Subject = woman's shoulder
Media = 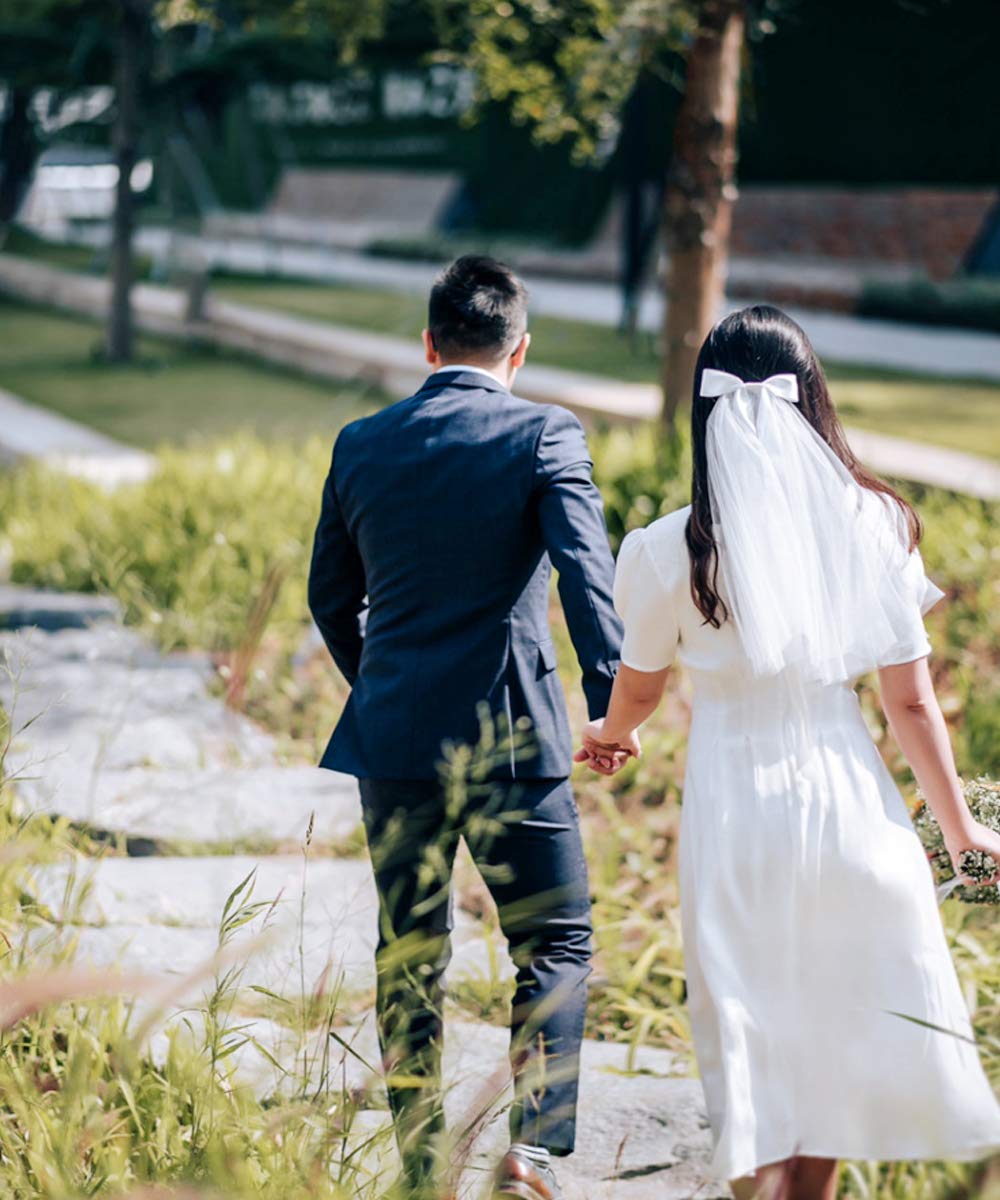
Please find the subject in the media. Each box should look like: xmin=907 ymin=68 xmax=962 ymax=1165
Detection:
xmin=619 ymin=505 xmax=692 ymax=588
xmin=623 ymin=505 xmax=692 ymax=554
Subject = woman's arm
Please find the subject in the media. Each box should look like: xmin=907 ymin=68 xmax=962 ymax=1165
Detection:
xmin=574 ymin=664 xmax=670 ymax=775
xmin=879 ymin=656 xmax=1000 ymax=878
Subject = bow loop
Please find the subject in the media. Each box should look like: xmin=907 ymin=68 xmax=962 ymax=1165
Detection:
xmin=699 ymin=368 xmax=800 ymax=405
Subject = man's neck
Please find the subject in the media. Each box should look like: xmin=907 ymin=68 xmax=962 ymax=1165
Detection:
xmin=433 ymin=361 xmax=509 ymax=387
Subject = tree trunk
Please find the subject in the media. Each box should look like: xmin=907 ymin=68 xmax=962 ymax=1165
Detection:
xmin=106 ymin=1 xmax=148 ymax=363
xmin=660 ymin=0 xmax=745 ymax=426
xmin=0 ymin=88 xmax=38 ymax=231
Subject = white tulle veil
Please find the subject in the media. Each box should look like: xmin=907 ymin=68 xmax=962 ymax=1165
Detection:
xmin=700 ymin=367 xmax=926 ymax=686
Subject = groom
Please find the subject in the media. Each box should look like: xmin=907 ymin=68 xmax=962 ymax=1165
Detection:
xmin=308 ymin=255 xmax=622 ymax=1199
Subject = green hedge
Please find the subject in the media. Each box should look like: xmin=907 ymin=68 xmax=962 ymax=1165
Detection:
xmin=858 ymin=276 xmax=1000 ymax=335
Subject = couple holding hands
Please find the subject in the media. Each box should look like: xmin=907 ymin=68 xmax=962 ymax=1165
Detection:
xmin=308 ymin=255 xmax=1000 ymax=1199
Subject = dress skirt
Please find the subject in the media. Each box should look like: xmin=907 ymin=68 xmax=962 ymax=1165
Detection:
xmin=678 ymin=678 xmax=1000 ymax=1180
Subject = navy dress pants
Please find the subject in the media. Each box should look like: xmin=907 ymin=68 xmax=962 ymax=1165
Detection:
xmin=358 ymin=775 xmax=592 ymax=1186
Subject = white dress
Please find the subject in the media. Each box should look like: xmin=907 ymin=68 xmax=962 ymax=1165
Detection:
xmin=614 ymin=505 xmax=1000 ymax=1181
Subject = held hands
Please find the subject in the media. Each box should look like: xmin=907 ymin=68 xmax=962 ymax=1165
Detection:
xmin=573 ymin=717 xmax=641 ymax=777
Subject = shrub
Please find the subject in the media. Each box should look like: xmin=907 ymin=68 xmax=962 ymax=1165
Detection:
xmin=858 ymin=275 xmax=1000 ymax=335
xmin=589 ymin=421 xmax=691 ymax=551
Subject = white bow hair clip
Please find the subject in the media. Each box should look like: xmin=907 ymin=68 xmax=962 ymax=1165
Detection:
xmin=699 ymin=368 xmax=800 ymax=404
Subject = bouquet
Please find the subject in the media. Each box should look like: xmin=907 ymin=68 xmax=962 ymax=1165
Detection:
xmin=913 ymin=776 xmax=1000 ymax=904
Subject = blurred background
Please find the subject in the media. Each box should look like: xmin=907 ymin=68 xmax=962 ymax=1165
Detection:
xmin=0 ymin=0 xmax=998 ymax=446
xmin=1 ymin=7 xmax=999 ymax=1198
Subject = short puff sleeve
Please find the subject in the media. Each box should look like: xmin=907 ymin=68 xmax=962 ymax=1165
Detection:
xmin=876 ymin=548 xmax=945 ymax=668
xmin=613 ymin=528 xmax=680 ymax=672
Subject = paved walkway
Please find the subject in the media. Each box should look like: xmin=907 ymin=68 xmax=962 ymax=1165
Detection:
xmin=0 ymin=587 xmax=724 ymax=1198
xmin=128 ymin=226 xmax=1000 ymax=383
xmin=0 ymin=252 xmax=998 ymax=500
xmin=0 ymin=387 xmax=153 ymax=486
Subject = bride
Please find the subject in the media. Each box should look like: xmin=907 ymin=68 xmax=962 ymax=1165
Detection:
xmin=578 ymin=305 xmax=1000 ymax=1198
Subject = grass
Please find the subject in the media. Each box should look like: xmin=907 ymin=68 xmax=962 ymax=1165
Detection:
xmin=0 ymin=225 xmax=120 ymax=275
xmin=0 ymin=298 xmax=382 ymax=448
xmin=211 ymin=274 xmax=1000 ymax=461
xmin=0 ymin=791 xmax=395 ymax=1198
xmin=831 ymin=361 xmax=1000 ymax=461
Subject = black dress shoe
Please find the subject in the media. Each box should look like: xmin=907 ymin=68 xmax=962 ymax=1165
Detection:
xmin=493 ymin=1148 xmax=563 ymax=1200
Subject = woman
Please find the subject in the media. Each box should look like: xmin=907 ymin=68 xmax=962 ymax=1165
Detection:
xmin=578 ymin=306 xmax=1000 ymax=1198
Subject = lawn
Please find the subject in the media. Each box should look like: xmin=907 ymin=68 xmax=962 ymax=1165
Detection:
xmin=213 ymin=275 xmax=1000 ymax=461
xmin=0 ymin=298 xmax=382 ymax=447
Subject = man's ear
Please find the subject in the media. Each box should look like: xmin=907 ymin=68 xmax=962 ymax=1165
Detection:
xmin=422 ymin=328 xmax=439 ymax=367
xmin=510 ymin=332 xmax=531 ymax=369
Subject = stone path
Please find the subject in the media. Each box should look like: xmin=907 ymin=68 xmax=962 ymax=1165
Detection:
xmin=0 ymin=585 xmax=726 ymax=1197
xmin=0 ymin=387 xmax=153 ymax=486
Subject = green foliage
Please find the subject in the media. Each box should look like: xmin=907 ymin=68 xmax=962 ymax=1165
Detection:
xmin=159 ymin=0 xmax=386 ymax=47
xmin=905 ymin=485 xmax=1000 ymax=779
xmin=0 ymin=435 xmax=331 ymax=651
xmin=432 ymin=0 xmax=696 ymax=160
xmin=859 ymin=276 xmax=1000 ymax=336
xmin=589 ymin=421 xmax=690 ymax=549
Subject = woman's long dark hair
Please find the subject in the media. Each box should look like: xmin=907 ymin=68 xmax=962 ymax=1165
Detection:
xmin=686 ymin=305 xmax=922 ymax=628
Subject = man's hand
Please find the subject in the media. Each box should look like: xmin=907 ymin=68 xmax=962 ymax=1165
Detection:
xmin=573 ymin=717 xmax=641 ymax=777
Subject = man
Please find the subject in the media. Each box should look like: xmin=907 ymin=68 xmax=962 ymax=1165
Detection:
xmin=308 ymin=255 xmax=622 ymax=1199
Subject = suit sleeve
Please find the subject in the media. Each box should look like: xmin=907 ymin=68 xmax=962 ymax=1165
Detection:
xmin=534 ymin=405 xmax=623 ymax=719
xmin=307 ymin=436 xmax=367 ymax=686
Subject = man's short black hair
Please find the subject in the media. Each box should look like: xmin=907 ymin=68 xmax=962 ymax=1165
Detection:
xmin=428 ymin=255 xmax=528 ymax=360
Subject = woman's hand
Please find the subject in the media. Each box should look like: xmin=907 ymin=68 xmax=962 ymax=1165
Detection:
xmin=946 ymin=822 xmax=1000 ymax=885
xmin=573 ymin=717 xmax=641 ymax=777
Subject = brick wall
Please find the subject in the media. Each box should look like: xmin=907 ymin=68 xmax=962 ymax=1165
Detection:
xmin=731 ymin=187 xmax=997 ymax=278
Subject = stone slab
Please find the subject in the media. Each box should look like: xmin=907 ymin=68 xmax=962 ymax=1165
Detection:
xmin=1 ymin=623 xmax=168 ymax=668
xmin=1 ymin=611 xmax=360 ymax=847
xmin=445 ymin=1020 xmax=723 ymax=1199
xmin=32 ymin=850 xmax=721 ymax=1193
xmin=1 ymin=655 xmax=214 ymax=720
xmin=5 ymin=702 xmax=276 ymax=778
xmin=33 ymin=854 xmax=514 ymax=997
xmin=15 ymin=764 xmax=360 ymax=848
xmin=2 ymin=622 xmax=276 ymax=779
xmin=0 ymin=585 xmax=123 ymax=631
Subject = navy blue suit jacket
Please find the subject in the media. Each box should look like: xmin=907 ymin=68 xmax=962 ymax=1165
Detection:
xmin=307 ymin=368 xmax=623 ymax=781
